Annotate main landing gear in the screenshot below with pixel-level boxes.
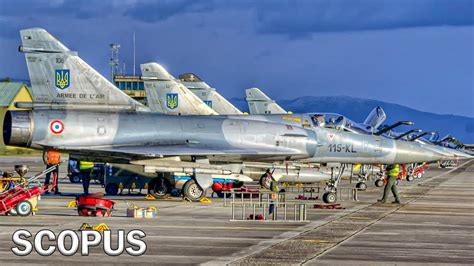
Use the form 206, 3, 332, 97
322, 164, 346, 204
354, 164, 371, 191
355, 181, 367, 190
148, 173, 173, 199
182, 179, 204, 201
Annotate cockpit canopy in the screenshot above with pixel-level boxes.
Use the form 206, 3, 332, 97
308, 113, 368, 134
309, 113, 351, 128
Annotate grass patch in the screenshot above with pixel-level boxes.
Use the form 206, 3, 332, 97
0, 146, 41, 156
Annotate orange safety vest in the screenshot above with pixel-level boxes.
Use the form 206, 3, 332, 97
45, 151, 61, 165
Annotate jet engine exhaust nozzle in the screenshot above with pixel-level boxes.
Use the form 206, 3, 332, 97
3, 110, 33, 147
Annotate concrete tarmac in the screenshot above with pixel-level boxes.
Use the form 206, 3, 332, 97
0, 156, 472, 265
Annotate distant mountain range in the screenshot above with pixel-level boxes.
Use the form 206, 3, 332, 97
230, 96, 474, 143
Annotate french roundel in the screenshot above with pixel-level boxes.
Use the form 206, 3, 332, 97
50, 120, 64, 134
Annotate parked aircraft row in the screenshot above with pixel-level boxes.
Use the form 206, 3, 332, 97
3, 28, 471, 203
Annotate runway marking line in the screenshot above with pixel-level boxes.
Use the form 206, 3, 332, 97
225, 160, 473, 265
304, 159, 473, 264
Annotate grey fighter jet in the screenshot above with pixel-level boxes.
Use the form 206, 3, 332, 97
138, 61, 448, 199
140, 62, 331, 187
246, 88, 388, 134
4, 28, 445, 203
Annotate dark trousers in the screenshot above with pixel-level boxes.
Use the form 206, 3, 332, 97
81, 170, 92, 194
44, 164, 59, 193
381, 176, 401, 202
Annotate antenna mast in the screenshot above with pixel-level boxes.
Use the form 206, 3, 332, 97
109, 43, 121, 80
133, 32, 136, 76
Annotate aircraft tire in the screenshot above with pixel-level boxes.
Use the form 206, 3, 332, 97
356, 182, 367, 191
406, 175, 414, 182
183, 179, 204, 201
375, 179, 384, 187
259, 175, 271, 189
69, 173, 81, 183
105, 183, 119, 196
151, 177, 172, 199
322, 192, 337, 204
416, 172, 423, 179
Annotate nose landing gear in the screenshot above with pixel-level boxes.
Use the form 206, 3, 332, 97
322, 164, 346, 204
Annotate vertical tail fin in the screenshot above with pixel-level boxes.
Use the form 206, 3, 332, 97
19, 28, 147, 110
140, 63, 218, 115
245, 88, 286, 114
179, 73, 243, 115
363, 106, 387, 131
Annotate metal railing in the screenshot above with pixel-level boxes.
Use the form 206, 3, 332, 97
222, 189, 286, 207
221, 185, 361, 208
230, 202, 308, 222
337, 187, 359, 201
282, 185, 360, 202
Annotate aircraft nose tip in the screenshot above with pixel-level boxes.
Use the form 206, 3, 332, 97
395, 141, 444, 163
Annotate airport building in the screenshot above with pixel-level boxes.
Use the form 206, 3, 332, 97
113, 75, 146, 102
112, 74, 198, 103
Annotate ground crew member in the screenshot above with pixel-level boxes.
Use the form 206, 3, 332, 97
378, 164, 402, 204
43, 150, 61, 195
79, 160, 94, 195
265, 169, 279, 216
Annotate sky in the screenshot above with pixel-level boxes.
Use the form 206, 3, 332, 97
0, 0, 473, 117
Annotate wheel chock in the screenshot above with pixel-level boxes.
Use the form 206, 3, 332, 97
79, 223, 110, 232
67, 200, 77, 208
145, 194, 158, 200
182, 197, 193, 203
79, 223, 93, 231
199, 197, 212, 204
93, 223, 110, 232
314, 203, 344, 209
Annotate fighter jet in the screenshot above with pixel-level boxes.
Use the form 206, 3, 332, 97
243, 88, 473, 180
408, 132, 473, 161
246, 88, 388, 135
138, 62, 447, 198
4, 28, 445, 204
140, 62, 331, 188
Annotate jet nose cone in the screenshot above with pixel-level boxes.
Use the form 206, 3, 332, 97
450, 149, 474, 160
394, 141, 444, 163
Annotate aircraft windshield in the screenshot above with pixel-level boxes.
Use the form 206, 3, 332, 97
179, 73, 203, 82
311, 113, 361, 132
310, 113, 352, 131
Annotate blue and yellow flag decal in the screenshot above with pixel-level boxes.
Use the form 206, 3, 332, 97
55, 69, 70, 90
166, 93, 178, 110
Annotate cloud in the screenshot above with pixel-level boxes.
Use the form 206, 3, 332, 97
0, 0, 472, 117
123, 0, 215, 22
254, 0, 474, 36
